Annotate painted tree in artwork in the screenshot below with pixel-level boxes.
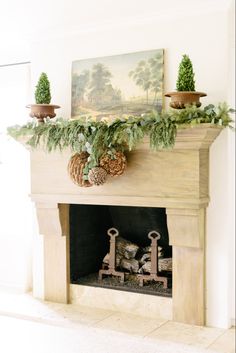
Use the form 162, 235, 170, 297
72, 70, 90, 104
88, 63, 112, 106
71, 70, 90, 115
148, 52, 163, 105
129, 61, 152, 104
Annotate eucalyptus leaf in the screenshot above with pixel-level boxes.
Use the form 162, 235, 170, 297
7, 103, 234, 177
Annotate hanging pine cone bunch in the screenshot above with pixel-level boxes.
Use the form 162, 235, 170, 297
99, 151, 127, 177
88, 167, 107, 186
67, 152, 92, 187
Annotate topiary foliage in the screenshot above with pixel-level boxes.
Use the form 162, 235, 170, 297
35, 72, 51, 104
176, 54, 195, 91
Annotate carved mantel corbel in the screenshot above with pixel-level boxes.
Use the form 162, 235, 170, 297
35, 202, 70, 303
166, 208, 205, 325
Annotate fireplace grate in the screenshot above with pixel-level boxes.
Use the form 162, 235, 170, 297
72, 272, 172, 297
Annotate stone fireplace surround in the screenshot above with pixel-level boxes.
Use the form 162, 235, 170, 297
30, 124, 222, 326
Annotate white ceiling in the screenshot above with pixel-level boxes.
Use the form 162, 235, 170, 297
0, 0, 232, 43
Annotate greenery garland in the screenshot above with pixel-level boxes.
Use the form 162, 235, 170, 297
8, 103, 234, 180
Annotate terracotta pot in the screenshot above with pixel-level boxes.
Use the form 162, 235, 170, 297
165, 91, 207, 109
26, 104, 60, 122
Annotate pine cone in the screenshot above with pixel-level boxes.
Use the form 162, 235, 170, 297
88, 167, 107, 186
68, 152, 92, 187
100, 151, 127, 177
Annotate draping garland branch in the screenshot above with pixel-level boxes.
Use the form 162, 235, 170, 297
8, 103, 234, 185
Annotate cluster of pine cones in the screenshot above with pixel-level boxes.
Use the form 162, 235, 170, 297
68, 150, 127, 187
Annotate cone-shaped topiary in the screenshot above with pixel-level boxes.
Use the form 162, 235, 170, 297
176, 55, 195, 91
35, 72, 51, 104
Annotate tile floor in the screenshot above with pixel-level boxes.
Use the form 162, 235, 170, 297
0, 288, 235, 353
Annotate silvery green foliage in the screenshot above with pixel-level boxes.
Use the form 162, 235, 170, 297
7, 104, 234, 178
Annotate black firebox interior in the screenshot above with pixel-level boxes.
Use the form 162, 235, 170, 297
69, 204, 171, 283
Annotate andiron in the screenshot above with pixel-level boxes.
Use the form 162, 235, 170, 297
138, 230, 168, 288
98, 227, 125, 283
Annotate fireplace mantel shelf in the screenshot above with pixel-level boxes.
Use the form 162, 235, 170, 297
28, 123, 222, 326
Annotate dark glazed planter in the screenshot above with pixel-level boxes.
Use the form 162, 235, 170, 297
165, 91, 207, 109
26, 104, 60, 122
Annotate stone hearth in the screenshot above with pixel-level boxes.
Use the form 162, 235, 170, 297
30, 124, 222, 326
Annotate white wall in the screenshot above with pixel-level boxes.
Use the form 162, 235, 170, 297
0, 63, 34, 292
29, 6, 235, 328
227, 0, 235, 326
0, 40, 30, 66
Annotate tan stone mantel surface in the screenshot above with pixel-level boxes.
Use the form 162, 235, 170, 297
30, 124, 222, 208
29, 124, 222, 326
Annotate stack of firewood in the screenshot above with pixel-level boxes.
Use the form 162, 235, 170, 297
102, 236, 172, 274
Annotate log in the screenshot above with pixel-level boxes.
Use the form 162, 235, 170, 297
139, 253, 151, 265
159, 258, 172, 272
103, 252, 123, 267
139, 249, 163, 265
138, 258, 172, 274
142, 246, 162, 253
120, 258, 139, 273
116, 236, 139, 259
138, 261, 151, 274
103, 253, 139, 273
103, 253, 140, 273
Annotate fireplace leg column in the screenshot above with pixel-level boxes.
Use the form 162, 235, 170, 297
166, 208, 205, 326
34, 202, 70, 303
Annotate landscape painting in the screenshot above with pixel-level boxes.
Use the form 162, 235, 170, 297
71, 48, 164, 119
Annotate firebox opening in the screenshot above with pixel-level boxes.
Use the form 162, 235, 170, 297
69, 204, 172, 297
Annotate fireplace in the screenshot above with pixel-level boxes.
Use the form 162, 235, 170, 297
69, 204, 172, 296
31, 125, 222, 326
